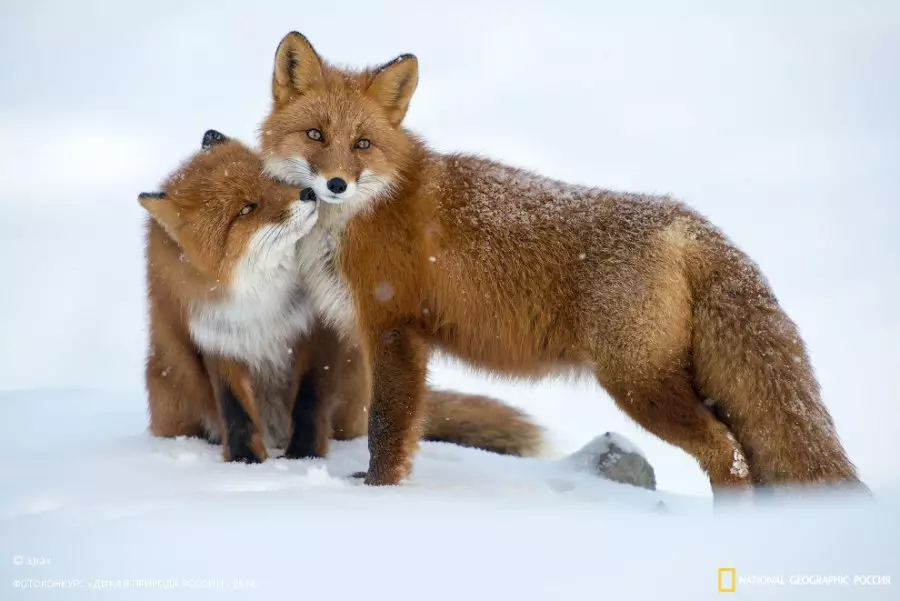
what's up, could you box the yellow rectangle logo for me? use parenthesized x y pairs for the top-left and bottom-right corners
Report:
(719, 568), (736, 592)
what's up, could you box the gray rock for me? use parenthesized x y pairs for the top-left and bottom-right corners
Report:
(563, 432), (657, 490)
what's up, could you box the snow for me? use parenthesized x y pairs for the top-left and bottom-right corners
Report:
(2, 1), (899, 599)
(373, 281), (396, 302)
(730, 448), (751, 479)
(1, 390), (897, 600)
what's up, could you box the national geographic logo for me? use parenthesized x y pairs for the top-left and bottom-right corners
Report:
(718, 568), (891, 592)
(718, 568), (736, 593)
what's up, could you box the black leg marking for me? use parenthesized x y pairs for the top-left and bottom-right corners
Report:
(220, 383), (261, 464)
(284, 373), (322, 459)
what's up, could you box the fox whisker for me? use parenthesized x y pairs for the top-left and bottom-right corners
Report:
(252, 224), (283, 268)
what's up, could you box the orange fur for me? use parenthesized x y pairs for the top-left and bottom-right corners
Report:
(259, 32), (865, 497)
(143, 131), (545, 462)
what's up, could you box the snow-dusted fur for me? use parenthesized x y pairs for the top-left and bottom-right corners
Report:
(142, 132), (553, 463)
(259, 31), (866, 496)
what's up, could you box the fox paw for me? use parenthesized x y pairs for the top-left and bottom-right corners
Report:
(224, 448), (264, 464)
(283, 444), (324, 460)
(348, 470), (404, 486)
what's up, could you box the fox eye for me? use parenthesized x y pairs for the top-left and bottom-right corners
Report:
(238, 203), (257, 217)
(307, 129), (323, 141)
(354, 138), (371, 150)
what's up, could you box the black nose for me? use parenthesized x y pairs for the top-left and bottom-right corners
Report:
(326, 177), (347, 194)
(300, 188), (317, 202)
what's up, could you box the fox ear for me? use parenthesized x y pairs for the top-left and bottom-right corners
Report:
(367, 54), (418, 126)
(139, 192), (180, 241)
(138, 191), (166, 205)
(201, 129), (228, 149)
(272, 31), (325, 106)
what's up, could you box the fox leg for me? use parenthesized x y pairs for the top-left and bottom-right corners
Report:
(329, 392), (369, 441)
(284, 360), (331, 459)
(600, 365), (753, 498)
(207, 358), (267, 463)
(692, 265), (863, 488)
(146, 339), (217, 441)
(362, 325), (429, 486)
(302, 325), (369, 443)
(284, 332), (331, 459)
(327, 340), (370, 441)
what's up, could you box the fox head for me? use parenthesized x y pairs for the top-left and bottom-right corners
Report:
(139, 130), (318, 283)
(260, 32), (419, 217)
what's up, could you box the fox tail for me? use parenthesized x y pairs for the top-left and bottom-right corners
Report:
(422, 389), (548, 458)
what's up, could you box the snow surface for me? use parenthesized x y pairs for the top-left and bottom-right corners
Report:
(1, 1), (899, 599)
(1, 390), (898, 600)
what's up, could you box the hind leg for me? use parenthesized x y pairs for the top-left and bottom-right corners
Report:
(327, 342), (370, 441)
(600, 366), (752, 498)
(283, 330), (342, 459)
(146, 339), (217, 441)
(693, 287), (864, 489)
(313, 326), (371, 441)
(285, 369), (332, 459)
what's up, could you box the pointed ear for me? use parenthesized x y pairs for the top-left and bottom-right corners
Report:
(366, 54), (418, 126)
(138, 192), (180, 241)
(138, 191), (166, 208)
(201, 129), (228, 149)
(272, 31), (325, 106)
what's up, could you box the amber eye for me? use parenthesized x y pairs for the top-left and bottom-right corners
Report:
(354, 138), (371, 150)
(238, 203), (257, 217)
(307, 129), (323, 141)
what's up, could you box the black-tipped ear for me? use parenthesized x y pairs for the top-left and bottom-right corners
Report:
(272, 31), (325, 106)
(138, 192), (167, 201)
(201, 130), (228, 149)
(366, 54), (418, 126)
(138, 191), (180, 242)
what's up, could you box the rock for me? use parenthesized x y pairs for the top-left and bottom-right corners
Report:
(563, 432), (657, 491)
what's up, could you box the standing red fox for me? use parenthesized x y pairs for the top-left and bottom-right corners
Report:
(141, 130), (546, 463)
(258, 31), (864, 495)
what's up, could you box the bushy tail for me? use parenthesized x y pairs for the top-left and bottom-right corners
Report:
(421, 389), (546, 457)
(689, 237), (864, 490)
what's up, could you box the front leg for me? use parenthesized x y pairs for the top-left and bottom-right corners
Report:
(283, 336), (332, 459)
(207, 357), (267, 463)
(364, 325), (430, 486)
(284, 369), (329, 459)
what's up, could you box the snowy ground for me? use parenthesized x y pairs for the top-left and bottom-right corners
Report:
(2, 1), (899, 599)
(1, 390), (897, 600)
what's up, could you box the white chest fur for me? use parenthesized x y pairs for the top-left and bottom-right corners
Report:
(295, 227), (357, 337)
(188, 245), (315, 370)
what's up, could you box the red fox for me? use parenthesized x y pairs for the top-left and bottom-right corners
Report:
(258, 32), (865, 496)
(140, 129), (546, 463)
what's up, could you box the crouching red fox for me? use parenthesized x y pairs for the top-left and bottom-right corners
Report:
(140, 130), (546, 463)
